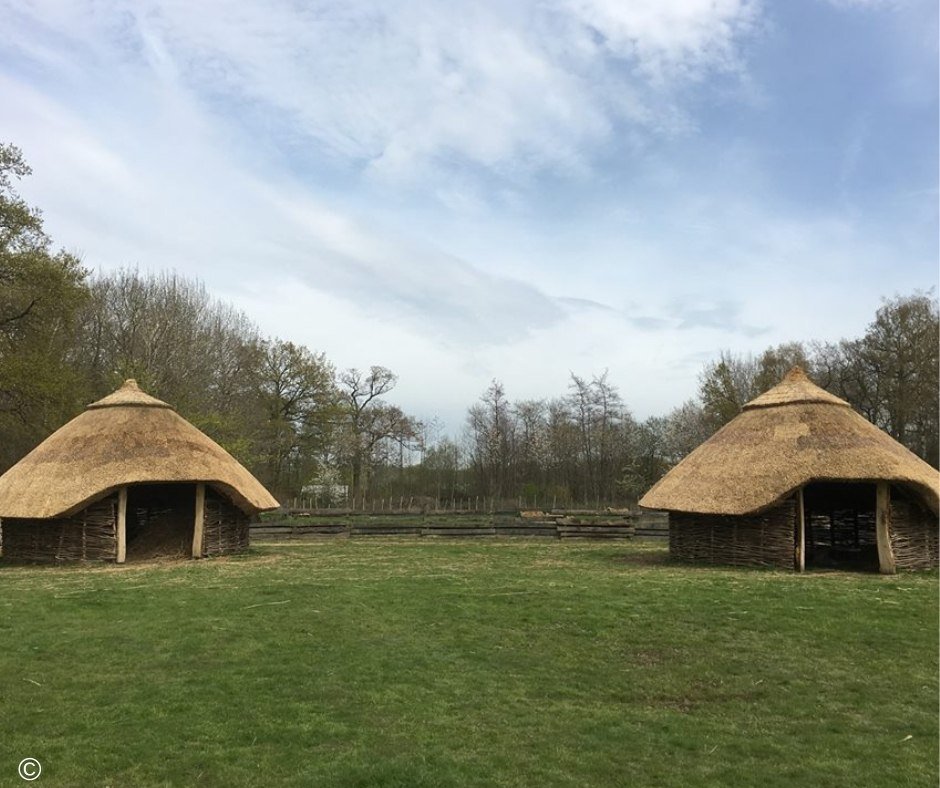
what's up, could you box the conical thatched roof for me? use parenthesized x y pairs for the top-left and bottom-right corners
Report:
(640, 367), (939, 516)
(0, 380), (279, 519)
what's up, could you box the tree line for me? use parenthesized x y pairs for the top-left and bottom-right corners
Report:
(450, 299), (938, 507)
(2, 142), (937, 506)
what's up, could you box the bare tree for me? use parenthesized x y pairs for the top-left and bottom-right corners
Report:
(338, 366), (422, 496)
(466, 380), (515, 501)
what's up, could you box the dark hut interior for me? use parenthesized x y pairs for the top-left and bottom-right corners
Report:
(125, 483), (196, 560)
(125, 483), (250, 560)
(802, 482), (878, 571)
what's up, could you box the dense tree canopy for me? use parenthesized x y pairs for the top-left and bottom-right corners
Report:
(0, 143), (89, 468)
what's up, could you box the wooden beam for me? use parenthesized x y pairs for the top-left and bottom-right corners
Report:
(795, 487), (805, 573)
(116, 486), (127, 564)
(876, 482), (896, 575)
(192, 483), (206, 559)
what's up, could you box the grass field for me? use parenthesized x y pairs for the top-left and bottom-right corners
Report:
(0, 540), (936, 787)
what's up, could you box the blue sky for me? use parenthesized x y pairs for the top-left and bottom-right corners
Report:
(1, 0), (936, 431)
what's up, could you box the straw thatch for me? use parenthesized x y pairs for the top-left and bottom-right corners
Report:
(0, 379), (279, 519)
(640, 367), (939, 516)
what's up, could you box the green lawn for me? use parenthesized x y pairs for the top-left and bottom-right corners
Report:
(0, 540), (936, 787)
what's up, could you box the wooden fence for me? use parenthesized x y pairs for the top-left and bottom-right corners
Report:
(251, 510), (669, 541)
(285, 497), (639, 515)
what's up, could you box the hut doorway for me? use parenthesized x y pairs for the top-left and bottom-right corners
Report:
(125, 483), (197, 561)
(802, 482), (879, 571)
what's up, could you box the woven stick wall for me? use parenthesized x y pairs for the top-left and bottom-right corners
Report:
(1, 496), (117, 562)
(669, 499), (796, 569)
(202, 489), (250, 557)
(890, 498), (939, 571)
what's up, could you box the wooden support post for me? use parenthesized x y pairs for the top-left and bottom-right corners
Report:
(795, 487), (805, 573)
(116, 486), (127, 564)
(192, 483), (206, 559)
(876, 482), (896, 575)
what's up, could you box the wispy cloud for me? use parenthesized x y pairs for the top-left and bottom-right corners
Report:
(266, 190), (568, 344)
(4, 0), (761, 190)
(0, 0), (772, 353)
(672, 298), (770, 337)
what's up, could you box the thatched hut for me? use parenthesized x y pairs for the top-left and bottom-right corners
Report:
(0, 379), (278, 563)
(640, 367), (939, 573)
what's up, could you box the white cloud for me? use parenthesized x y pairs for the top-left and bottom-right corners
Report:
(0, 73), (561, 347)
(0, 0), (770, 356)
(5, 0), (761, 188)
(565, 0), (760, 82)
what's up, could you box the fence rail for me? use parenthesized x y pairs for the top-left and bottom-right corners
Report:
(252, 511), (669, 541)
(285, 497), (641, 515)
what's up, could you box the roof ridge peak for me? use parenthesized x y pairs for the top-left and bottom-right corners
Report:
(742, 367), (850, 410)
(87, 380), (173, 410)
